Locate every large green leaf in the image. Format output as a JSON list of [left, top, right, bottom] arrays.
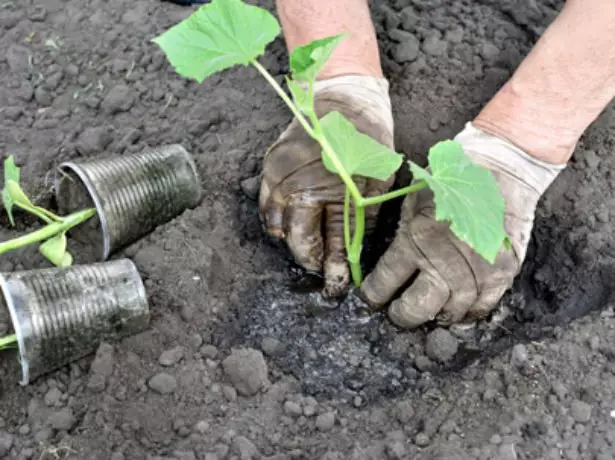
[[409, 140, 508, 263], [290, 34, 345, 82], [319, 111, 403, 181], [152, 0, 281, 83]]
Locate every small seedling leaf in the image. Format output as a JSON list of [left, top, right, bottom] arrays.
[[39, 232, 69, 267], [2, 189, 14, 226], [3, 155, 19, 183], [320, 111, 403, 181], [61, 251, 73, 267], [5, 180, 33, 208], [2, 155, 21, 226], [290, 34, 345, 82], [409, 140, 508, 263], [151, 0, 281, 83], [286, 78, 313, 115]]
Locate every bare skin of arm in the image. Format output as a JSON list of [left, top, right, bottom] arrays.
[[277, 0, 615, 163], [275, 0, 383, 79], [474, 0, 615, 164]]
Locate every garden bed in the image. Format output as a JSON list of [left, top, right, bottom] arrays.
[[1, 0, 614, 458]]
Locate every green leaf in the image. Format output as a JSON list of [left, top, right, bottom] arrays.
[[286, 78, 313, 115], [319, 111, 403, 181], [4, 155, 19, 184], [151, 0, 281, 83], [39, 232, 70, 267], [290, 34, 345, 82], [5, 180, 33, 208], [60, 251, 73, 267], [409, 140, 508, 263], [2, 156, 20, 226]]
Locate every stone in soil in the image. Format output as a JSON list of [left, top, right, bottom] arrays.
[[222, 348, 269, 396], [315, 412, 336, 431], [570, 400, 592, 423], [425, 328, 458, 362], [50, 408, 76, 431], [101, 84, 135, 114], [148, 373, 178, 394], [159, 346, 185, 366]]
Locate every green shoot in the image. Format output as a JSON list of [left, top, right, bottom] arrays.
[[0, 334, 17, 350], [152, 0, 510, 287], [1, 156, 96, 266]]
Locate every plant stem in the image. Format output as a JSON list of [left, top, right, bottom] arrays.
[[348, 202, 365, 287], [250, 59, 364, 203], [251, 59, 316, 137], [15, 202, 56, 224], [343, 188, 351, 252], [358, 181, 427, 207], [0, 208, 96, 255], [0, 334, 17, 350]]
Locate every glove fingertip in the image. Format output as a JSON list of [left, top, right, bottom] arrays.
[[323, 260, 349, 298], [358, 273, 386, 309]]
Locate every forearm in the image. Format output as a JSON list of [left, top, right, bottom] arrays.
[[474, 0, 615, 165], [275, 0, 383, 79]]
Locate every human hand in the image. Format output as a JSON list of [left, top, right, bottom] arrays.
[[259, 75, 395, 297], [361, 123, 565, 328]]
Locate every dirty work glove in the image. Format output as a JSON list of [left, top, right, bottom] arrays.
[[259, 75, 395, 297], [361, 122, 565, 328]]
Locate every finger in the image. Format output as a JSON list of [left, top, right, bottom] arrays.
[[403, 211, 478, 325], [323, 202, 349, 298], [283, 198, 325, 273], [388, 271, 449, 329], [466, 284, 510, 320], [360, 235, 420, 308], [261, 189, 286, 239]]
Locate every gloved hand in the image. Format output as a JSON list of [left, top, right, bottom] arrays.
[[259, 75, 395, 297], [361, 122, 565, 328]]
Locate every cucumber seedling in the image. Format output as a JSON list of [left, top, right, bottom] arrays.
[[1, 155, 96, 266], [152, 0, 510, 287]]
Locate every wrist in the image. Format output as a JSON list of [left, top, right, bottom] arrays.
[[277, 0, 384, 80], [455, 122, 565, 197], [473, 81, 579, 166]]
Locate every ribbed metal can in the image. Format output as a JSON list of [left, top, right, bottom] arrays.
[[0, 258, 149, 385], [54, 144, 202, 260]]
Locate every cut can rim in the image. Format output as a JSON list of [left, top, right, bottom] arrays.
[[55, 161, 110, 261], [0, 273, 30, 385]]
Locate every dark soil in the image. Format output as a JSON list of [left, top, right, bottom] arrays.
[[2, 0, 615, 459]]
